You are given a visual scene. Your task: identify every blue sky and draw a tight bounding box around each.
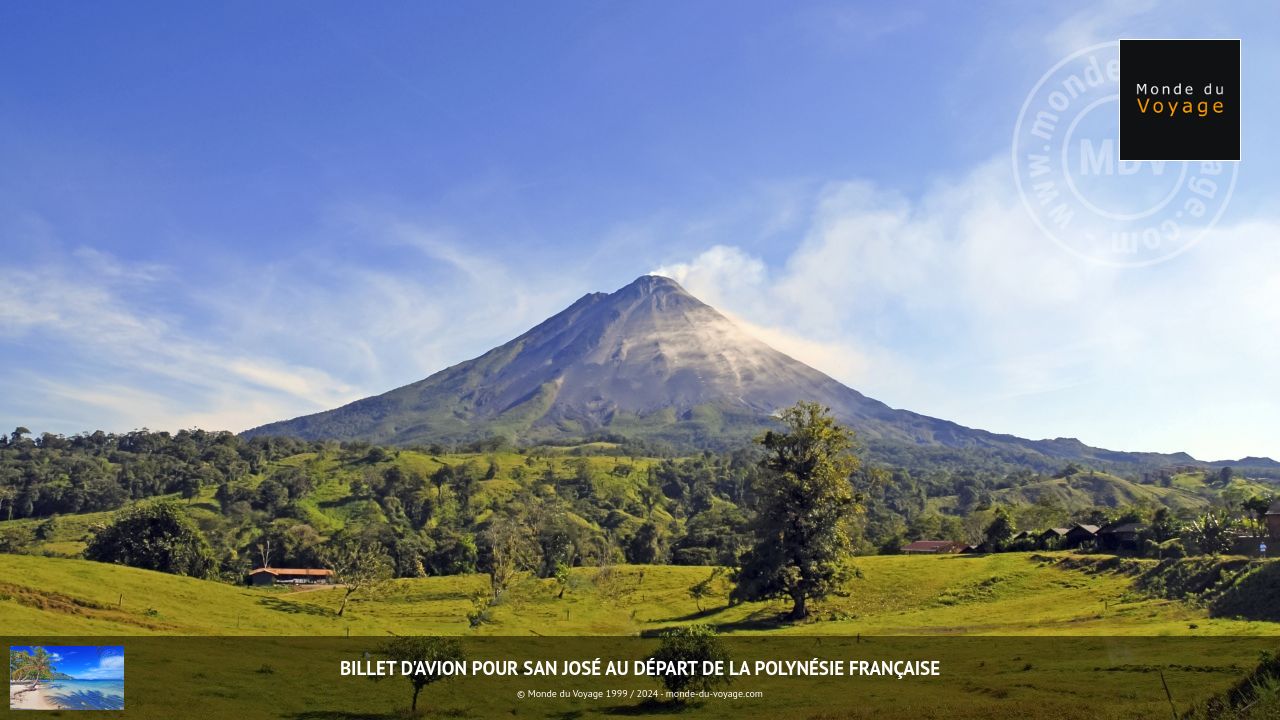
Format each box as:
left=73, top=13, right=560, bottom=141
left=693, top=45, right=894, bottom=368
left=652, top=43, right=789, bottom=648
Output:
left=1, top=1, right=1277, bottom=460
left=11, top=646, right=124, bottom=681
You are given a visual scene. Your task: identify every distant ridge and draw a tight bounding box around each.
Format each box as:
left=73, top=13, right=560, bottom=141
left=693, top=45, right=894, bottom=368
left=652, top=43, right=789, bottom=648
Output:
left=244, top=275, right=1271, bottom=471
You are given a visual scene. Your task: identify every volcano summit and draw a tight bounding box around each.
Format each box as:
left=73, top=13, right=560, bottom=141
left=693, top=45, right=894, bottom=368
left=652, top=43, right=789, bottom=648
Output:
left=243, top=275, right=1206, bottom=469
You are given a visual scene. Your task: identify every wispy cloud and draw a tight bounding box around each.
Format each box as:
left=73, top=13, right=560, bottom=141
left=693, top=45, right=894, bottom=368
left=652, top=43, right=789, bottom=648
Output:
left=0, top=253, right=360, bottom=433
left=655, top=158, right=1280, bottom=461
left=76, top=654, right=124, bottom=680
left=0, top=213, right=579, bottom=436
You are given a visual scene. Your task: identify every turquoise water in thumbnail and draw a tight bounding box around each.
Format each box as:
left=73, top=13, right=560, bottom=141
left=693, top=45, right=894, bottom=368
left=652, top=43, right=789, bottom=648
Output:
left=43, top=679, right=125, bottom=710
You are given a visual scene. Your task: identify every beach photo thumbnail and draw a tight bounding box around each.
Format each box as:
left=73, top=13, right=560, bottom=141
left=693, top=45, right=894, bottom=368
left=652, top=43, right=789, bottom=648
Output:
left=9, top=645, right=124, bottom=711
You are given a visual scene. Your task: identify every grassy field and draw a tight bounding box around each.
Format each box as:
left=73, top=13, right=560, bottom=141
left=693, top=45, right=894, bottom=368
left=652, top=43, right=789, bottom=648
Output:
left=5, top=454, right=1279, bottom=717
left=5, top=553, right=1280, bottom=719
left=4, top=552, right=1280, bottom=638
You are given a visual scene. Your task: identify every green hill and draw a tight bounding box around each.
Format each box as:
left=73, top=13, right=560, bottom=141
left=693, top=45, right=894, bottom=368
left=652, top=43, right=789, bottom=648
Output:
left=1, top=448, right=662, bottom=559
left=927, top=468, right=1274, bottom=517
left=992, top=469, right=1206, bottom=510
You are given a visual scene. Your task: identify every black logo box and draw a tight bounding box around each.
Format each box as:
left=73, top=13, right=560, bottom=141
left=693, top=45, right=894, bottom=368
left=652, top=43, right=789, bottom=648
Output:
left=1119, top=39, right=1240, bottom=161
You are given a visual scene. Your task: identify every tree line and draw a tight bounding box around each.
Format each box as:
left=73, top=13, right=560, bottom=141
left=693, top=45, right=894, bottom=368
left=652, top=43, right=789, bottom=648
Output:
left=2, top=415, right=1274, bottom=621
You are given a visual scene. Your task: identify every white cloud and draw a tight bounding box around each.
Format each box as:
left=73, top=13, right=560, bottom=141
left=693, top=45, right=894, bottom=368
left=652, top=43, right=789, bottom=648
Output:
left=0, top=253, right=362, bottom=434
left=4, top=166, right=1273, bottom=461
left=0, top=216, right=579, bottom=436
left=76, top=654, right=124, bottom=680
left=654, top=157, right=1280, bottom=461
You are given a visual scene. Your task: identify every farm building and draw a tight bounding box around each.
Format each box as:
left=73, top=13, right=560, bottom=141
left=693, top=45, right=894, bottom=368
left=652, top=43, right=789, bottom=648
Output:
left=1063, top=524, right=1101, bottom=549
left=902, top=540, right=971, bottom=554
left=247, top=567, right=334, bottom=586
left=1097, top=522, right=1147, bottom=552
left=1038, top=527, right=1069, bottom=548
left=1268, top=500, right=1280, bottom=540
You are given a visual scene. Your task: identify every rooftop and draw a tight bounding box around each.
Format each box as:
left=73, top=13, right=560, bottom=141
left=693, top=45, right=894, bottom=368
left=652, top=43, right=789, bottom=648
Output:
left=1100, top=523, right=1147, bottom=534
left=902, top=540, right=965, bottom=550
left=248, top=568, right=333, bottom=576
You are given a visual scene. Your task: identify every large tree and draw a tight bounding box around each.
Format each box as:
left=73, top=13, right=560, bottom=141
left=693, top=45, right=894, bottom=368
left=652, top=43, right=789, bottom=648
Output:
left=85, top=500, right=215, bottom=577
left=731, top=402, right=860, bottom=620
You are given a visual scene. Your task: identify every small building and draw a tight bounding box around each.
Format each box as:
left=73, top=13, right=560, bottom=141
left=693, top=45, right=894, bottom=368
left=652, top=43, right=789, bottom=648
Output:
left=1098, top=522, right=1147, bottom=552
left=1038, top=527, right=1069, bottom=548
left=247, top=567, right=334, bottom=587
left=902, top=540, right=970, bottom=555
left=1267, top=500, right=1280, bottom=540
left=1063, top=524, right=1101, bottom=549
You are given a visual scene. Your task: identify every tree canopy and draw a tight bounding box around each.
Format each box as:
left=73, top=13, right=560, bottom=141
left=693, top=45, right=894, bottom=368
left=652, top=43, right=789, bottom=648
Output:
left=731, top=402, right=861, bottom=619
left=85, top=500, right=215, bottom=577
left=375, top=636, right=464, bottom=712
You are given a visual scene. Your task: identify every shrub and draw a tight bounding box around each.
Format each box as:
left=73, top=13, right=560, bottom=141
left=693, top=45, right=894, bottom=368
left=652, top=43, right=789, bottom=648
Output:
left=1159, top=538, right=1187, bottom=559
left=84, top=501, right=215, bottom=577
left=647, top=624, right=731, bottom=698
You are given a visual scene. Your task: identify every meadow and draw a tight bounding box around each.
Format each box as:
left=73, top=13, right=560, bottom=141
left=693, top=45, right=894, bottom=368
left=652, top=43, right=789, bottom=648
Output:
left=5, top=440, right=1280, bottom=717
left=3, top=551, right=1279, bottom=637
left=4, top=553, right=1280, bottom=719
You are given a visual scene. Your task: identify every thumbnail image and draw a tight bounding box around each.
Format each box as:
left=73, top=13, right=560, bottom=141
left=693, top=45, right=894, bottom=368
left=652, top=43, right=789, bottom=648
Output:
left=9, top=646, right=124, bottom=711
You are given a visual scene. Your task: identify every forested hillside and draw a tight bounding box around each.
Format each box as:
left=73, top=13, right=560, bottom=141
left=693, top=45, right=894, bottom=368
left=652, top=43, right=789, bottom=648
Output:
left=2, top=426, right=1276, bottom=586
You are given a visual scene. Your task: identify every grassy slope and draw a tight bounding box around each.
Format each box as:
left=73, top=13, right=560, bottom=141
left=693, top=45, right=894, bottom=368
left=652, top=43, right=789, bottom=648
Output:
left=928, top=468, right=1271, bottom=515
left=7, top=554, right=1279, bottom=719
left=4, top=552, right=1280, bottom=638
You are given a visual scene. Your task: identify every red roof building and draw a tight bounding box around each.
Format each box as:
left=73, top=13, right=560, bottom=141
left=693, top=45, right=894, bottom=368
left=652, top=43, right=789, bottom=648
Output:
left=247, top=567, right=334, bottom=586
left=901, top=540, right=970, bottom=554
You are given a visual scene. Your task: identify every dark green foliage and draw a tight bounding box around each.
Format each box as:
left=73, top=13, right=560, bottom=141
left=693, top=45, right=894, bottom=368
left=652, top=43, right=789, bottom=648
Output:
left=647, top=625, right=730, bottom=697
left=626, top=521, right=669, bottom=564
left=983, top=508, right=1016, bottom=552
left=4, top=418, right=1275, bottom=589
left=672, top=502, right=750, bottom=566
left=1242, top=495, right=1275, bottom=536
left=1184, top=509, right=1237, bottom=555
left=422, top=526, right=478, bottom=575
left=1131, top=556, right=1250, bottom=601
left=732, top=403, right=860, bottom=620
left=255, top=520, right=326, bottom=568
left=1210, top=562, right=1280, bottom=622
left=1149, top=507, right=1182, bottom=542
left=374, top=636, right=464, bottom=712
left=0, top=428, right=312, bottom=521
left=85, top=500, right=215, bottom=577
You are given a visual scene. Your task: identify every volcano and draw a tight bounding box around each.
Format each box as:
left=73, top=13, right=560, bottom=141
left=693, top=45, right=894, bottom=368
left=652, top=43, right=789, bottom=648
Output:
left=243, top=275, right=1205, bottom=469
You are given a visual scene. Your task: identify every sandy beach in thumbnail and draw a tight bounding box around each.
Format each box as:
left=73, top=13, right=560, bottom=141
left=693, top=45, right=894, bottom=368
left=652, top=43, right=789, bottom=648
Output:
left=8, top=681, right=61, bottom=710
